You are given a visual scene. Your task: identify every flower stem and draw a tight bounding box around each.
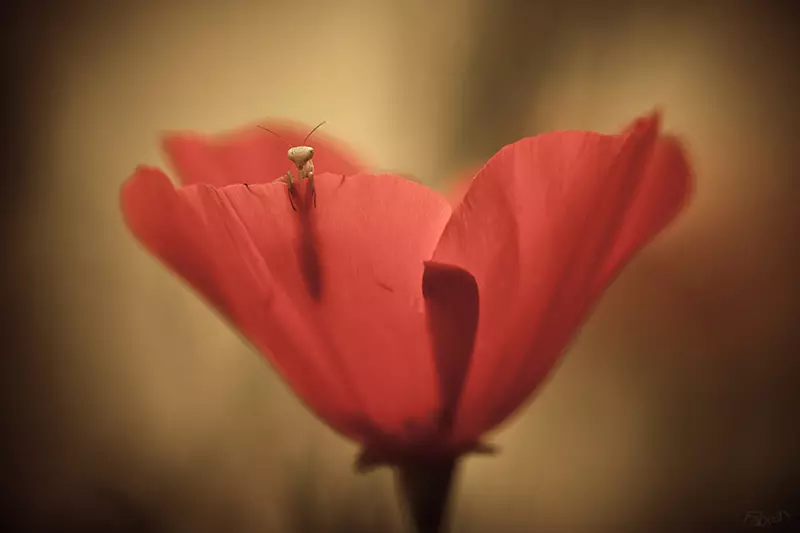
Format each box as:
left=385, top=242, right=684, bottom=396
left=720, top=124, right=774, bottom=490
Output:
left=395, top=458, right=457, bottom=533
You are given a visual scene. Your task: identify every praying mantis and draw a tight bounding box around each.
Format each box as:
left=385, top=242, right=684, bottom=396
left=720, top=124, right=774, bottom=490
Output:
left=257, top=121, right=326, bottom=211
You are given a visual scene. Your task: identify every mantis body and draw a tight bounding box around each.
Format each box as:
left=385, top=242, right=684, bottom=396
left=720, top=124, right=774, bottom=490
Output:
left=259, top=122, right=325, bottom=211
left=276, top=145, right=316, bottom=211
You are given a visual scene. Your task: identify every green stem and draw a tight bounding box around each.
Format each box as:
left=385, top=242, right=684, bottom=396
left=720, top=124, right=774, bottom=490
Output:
left=395, top=458, right=457, bottom=533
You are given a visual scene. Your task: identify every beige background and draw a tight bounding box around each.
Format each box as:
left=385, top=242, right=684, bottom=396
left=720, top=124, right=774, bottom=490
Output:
left=3, top=1, right=797, bottom=532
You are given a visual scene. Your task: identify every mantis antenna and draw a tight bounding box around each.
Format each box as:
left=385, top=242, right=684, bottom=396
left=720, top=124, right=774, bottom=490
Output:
left=303, top=121, right=327, bottom=144
left=257, top=125, right=292, bottom=150
left=257, top=121, right=327, bottom=146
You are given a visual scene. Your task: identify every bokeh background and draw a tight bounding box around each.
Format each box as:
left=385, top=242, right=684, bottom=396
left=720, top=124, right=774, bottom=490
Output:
left=2, top=1, right=798, bottom=532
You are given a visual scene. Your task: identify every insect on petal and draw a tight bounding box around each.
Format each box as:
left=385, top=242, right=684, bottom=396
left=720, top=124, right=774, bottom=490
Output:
left=162, top=120, right=366, bottom=187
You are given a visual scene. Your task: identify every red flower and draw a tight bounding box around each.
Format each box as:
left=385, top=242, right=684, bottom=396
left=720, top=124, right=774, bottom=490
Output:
left=121, top=113, right=691, bottom=468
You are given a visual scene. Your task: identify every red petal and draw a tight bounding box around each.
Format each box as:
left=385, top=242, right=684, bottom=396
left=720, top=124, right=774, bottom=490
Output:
left=432, top=113, right=692, bottom=441
left=121, top=169, right=452, bottom=442
left=120, top=166, right=227, bottom=310
left=591, top=134, right=692, bottom=292
left=162, top=120, right=366, bottom=187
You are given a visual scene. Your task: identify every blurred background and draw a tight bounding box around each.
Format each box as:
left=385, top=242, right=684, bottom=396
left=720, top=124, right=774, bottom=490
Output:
left=1, top=0, right=798, bottom=532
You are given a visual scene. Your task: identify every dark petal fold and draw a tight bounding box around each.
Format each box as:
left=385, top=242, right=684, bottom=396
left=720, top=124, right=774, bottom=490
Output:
left=422, top=261, right=479, bottom=429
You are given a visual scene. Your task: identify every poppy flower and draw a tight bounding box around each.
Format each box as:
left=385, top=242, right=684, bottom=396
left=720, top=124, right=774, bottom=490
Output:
left=121, top=113, right=691, bottom=530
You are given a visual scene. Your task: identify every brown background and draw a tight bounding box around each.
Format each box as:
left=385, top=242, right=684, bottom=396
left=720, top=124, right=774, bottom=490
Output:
left=2, top=1, right=798, bottom=532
